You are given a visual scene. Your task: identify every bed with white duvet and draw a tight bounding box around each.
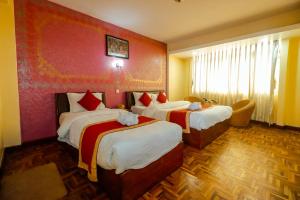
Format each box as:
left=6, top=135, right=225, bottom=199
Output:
left=131, top=101, right=233, bottom=131
left=57, top=108, right=182, bottom=174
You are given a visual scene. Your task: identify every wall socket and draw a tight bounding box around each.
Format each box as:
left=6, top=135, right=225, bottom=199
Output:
left=116, top=89, right=119, bottom=94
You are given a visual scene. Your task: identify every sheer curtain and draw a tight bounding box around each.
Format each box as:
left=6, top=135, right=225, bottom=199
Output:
left=192, top=37, right=280, bottom=122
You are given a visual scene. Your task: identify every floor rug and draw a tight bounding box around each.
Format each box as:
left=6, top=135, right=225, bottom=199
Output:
left=1, top=162, right=67, bottom=200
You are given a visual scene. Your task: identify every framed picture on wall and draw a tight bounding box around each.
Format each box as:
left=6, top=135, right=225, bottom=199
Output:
left=106, top=35, right=129, bottom=59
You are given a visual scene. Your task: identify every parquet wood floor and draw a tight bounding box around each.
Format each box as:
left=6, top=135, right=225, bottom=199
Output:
left=2, top=124, right=300, bottom=200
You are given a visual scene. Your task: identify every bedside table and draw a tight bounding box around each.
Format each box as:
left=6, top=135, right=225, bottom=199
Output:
left=116, top=104, right=128, bottom=111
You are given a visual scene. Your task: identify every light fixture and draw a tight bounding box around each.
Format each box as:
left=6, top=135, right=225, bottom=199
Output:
left=112, top=60, right=124, bottom=69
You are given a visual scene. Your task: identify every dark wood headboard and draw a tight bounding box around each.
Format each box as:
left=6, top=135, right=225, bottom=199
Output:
left=125, top=91, right=163, bottom=109
left=55, top=92, right=106, bottom=126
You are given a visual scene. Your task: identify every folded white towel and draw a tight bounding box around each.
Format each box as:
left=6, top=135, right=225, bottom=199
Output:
left=188, top=102, right=202, bottom=111
left=117, top=112, right=139, bottom=126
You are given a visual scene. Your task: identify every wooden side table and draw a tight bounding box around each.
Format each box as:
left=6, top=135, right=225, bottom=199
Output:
left=116, top=104, right=128, bottom=111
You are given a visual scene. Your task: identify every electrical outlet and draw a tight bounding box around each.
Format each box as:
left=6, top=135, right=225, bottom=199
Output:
left=116, top=89, right=119, bottom=94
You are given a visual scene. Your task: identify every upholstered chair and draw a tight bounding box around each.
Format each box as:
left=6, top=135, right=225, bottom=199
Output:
left=230, top=100, right=256, bottom=127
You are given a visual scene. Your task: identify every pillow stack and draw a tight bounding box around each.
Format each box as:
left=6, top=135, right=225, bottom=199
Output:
left=133, top=91, right=168, bottom=107
left=67, top=90, right=105, bottom=112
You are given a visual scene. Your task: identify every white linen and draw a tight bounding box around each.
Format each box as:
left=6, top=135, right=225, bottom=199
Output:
left=189, top=106, right=232, bottom=130
left=131, top=101, right=190, bottom=117
left=117, top=112, right=138, bottom=126
left=132, top=101, right=232, bottom=131
left=58, top=109, right=182, bottom=174
left=151, top=93, right=159, bottom=104
left=188, top=102, right=202, bottom=110
left=67, top=92, right=105, bottom=112
left=131, top=105, right=147, bottom=115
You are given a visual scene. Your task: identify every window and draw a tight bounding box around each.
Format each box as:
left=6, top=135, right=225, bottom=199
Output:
left=192, top=36, right=280, bottom=122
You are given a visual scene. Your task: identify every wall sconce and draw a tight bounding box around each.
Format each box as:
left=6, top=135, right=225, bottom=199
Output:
left=112, top=60, right=124, bottom=94
left=112, top=60, right=124, bottom=70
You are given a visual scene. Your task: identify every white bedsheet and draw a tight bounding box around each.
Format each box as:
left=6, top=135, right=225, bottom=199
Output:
left=57, top=108, right=182, bottom=174
left=131, top=105, right=147, bottom=115
left=131, top=101, right=191, bottom=115
left=132, top=101, right=232, bottom=131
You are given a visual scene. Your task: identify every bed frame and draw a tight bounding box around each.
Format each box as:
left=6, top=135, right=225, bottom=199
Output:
left=125, top=91, right=230, bottom=149
left=55, top=92, right=183, bottom=200
left=185, top=120, right=230, bottom=149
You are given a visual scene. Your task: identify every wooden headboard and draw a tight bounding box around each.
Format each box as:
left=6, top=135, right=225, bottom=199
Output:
left=55, top=92, right=106, bottom=126
left=125, top=91, right=162, bottom=109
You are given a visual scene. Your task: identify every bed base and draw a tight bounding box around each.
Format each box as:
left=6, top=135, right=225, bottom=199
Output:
left=99, top=143, right=183, bottom=200
left=183, top=119, right=230, bottom=149
left=64, top=143, right=183, bottom=200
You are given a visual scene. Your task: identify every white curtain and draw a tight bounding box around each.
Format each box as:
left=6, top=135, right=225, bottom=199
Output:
left=192, top=37, right=280, bottom=123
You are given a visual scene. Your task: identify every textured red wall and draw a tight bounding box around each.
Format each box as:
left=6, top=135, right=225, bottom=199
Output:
left=15, top=0, right=167, bottom=142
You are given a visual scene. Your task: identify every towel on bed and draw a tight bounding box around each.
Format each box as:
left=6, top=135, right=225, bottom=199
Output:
left=117, top=112, right=139, bottom=126
left=188, top=102, right=202, bottom=111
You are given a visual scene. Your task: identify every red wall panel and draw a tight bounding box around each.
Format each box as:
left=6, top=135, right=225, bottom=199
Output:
left=15, top=0, right=167, bottom=142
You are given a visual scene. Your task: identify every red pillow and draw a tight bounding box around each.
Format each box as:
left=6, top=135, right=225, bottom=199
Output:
left=78, top=90, right=101, bottom=111
left=139, top=92, right=152, bottom=106
left=157, top=91, right=167, bottom=103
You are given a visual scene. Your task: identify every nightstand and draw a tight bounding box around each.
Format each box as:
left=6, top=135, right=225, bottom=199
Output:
left=116, top=104, right=128, bottom=111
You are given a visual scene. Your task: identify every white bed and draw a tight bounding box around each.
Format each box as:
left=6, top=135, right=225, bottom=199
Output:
left=57, top=108, right=182, bottom=174
left=131, top=101, right=233, bottom=131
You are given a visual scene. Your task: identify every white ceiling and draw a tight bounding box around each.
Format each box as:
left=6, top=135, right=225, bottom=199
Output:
left=49, top=0, right=300, bottom=42
left=172, top=27, right=300, bottom=58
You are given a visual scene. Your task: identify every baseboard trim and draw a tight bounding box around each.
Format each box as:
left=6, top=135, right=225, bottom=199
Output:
left=1, top=136, right=57, bottom=180
left=4, top=136, right=58, bottom=153
left=0, top=147, right=4, bottom=166
left=0, top=147, right=5, bottom=180
left=251, top=120, right=300, bottom=132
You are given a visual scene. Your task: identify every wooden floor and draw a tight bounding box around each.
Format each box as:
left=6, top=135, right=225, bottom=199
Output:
left=2, top=124, right=300, bottom=200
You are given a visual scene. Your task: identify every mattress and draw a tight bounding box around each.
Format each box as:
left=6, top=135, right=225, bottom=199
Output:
left=57, top=108, right=182, bottom=174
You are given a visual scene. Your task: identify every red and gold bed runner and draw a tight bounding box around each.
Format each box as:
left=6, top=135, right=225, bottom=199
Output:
left=167, top=109, right=192, bottom=134
left=166, top=103, right=213, bottom=134
left=78, top=116, right=158, bottom=182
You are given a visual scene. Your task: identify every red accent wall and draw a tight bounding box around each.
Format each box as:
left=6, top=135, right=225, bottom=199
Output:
left=15, top=0, right=167, bottom=142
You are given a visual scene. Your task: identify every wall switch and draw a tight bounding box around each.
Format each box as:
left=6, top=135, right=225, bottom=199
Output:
left=116, top=89, right=119, bottom=94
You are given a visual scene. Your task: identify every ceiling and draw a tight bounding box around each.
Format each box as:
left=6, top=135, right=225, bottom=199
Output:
left=49, top=0, right=300, bottom=42
left=172, top=27, right=300, bottom=58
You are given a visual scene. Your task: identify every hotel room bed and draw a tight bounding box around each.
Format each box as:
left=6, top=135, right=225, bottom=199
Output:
left=126, top=91, right=232, bottom=149
left=55, top=93, right=183, bottom=200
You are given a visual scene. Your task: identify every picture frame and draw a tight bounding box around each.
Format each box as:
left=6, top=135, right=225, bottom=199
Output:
left=106, top=35, right=129, bottom=59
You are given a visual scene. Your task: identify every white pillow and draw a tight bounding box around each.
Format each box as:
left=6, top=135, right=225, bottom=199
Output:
left=133, top=92, right=153, bottom=106
left=151, top=93, right=159, bottom=104
left=67, top=92, right=105, bottom=112
left=133, top=92, right=143, bottom=106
